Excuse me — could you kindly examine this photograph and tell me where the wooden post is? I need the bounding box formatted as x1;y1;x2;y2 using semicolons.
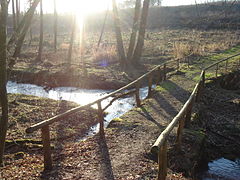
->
215;63;218;78
163;64;166;81
176;117;185;148
156;67;161;85
135;81;141;107
177;58;180;70
202;71;205;88
147;72;153;98
225;60;228;73
41;125;52;170
196;81;202;102
157;140;167;180
185;100;194;127
97;101;104;136
187;56;190;68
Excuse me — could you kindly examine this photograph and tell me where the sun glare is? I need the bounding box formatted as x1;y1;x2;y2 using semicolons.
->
56;0;110;30
57;0;110;15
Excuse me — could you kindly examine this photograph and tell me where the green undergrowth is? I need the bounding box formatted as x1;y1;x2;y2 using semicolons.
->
155;81;177;92
176;45;240;84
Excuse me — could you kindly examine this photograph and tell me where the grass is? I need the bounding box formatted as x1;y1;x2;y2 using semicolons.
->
155;81;177;92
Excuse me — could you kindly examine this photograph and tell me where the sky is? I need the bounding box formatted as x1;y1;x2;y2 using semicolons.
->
15;0;211;14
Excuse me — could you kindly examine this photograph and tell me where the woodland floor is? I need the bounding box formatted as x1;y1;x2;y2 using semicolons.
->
9;29;240;89
1;37;240;179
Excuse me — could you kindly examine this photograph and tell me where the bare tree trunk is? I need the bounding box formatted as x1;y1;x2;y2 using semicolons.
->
112;0;126;66
67;15;76;67
8;0;40;51
12;0;17;31
132;0;150;64
36;0;43;61
97;9;109;48
54;0;57;52
127;0;141;61
81;24;88;77
28;0;33;46
16;0;19;26
195;0;200;17
12;0;41;57
0;0;9;166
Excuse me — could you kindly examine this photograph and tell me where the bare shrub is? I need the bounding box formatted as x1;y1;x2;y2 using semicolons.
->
92;45;118;65
173;42;204;58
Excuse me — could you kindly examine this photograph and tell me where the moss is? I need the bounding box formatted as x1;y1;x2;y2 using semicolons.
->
155;81;177;92
112;117;124;122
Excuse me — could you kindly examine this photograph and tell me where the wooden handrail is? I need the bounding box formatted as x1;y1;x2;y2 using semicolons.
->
153;52;240;153
204;52;240;70
26;59;178;133
152;51;240;180
151;74;203;154
26;103;94;133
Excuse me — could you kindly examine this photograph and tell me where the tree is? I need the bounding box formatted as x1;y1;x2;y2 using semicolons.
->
36;0;43;61
132;0;150;64
15;0;19;26
0;0;9;166
12;0;41;57
67;14;76;67
28;0;33;46
127;0;141;61
54;0;57;52
112;0;126;66
12;0;16;31
150;0;162;6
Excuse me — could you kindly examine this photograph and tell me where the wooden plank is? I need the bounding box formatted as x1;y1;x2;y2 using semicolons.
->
41;126;52;170
97;102;104;136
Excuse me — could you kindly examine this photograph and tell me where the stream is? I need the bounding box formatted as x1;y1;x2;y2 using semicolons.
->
200;158;240;180
7;81;240;179
7;81;150;139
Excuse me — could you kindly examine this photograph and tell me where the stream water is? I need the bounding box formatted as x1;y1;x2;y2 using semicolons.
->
7;81;240;179
7;81;150;139
201;158;240;180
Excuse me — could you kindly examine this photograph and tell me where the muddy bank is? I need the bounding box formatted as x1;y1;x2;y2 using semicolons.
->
192;73;240;179
8;55;175;90
5;93;99;142
9;69;127;90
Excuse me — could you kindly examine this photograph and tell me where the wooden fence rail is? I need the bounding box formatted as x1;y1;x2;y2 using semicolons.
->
25;58;180;170
25;52;239;172
151;53;240;180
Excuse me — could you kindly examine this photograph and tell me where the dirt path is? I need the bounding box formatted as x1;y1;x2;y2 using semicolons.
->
1;47;240;179
1;72;198;179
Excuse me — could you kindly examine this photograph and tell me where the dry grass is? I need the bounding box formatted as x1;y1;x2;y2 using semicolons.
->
91;45;118;64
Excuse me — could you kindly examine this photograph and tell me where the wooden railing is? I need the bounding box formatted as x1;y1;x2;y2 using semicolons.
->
151;52;240;180
25;58;180;170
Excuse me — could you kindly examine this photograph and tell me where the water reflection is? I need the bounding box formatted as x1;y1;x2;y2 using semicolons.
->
202;158;240;180
7;81;150;139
